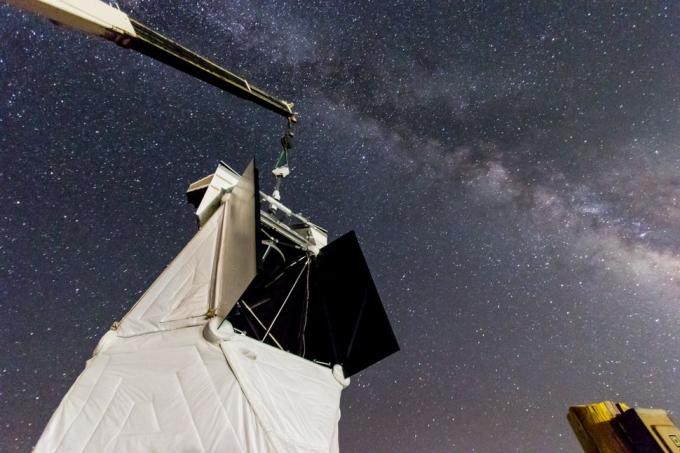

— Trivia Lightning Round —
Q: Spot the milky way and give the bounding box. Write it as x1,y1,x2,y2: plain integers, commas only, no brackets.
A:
2,1,680,451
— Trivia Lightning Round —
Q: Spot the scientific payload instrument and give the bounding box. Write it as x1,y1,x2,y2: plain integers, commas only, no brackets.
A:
8,1,399,451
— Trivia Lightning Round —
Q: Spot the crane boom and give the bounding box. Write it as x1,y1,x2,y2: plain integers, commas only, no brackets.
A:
9,0,295,118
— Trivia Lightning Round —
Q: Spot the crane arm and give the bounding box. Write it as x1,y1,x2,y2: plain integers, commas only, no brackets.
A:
9,0,295,118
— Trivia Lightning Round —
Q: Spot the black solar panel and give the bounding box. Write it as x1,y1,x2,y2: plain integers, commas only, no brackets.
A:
307,231,399,376
231,229,399,376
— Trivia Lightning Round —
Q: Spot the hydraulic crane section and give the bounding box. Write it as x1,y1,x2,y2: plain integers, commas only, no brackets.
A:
9,0,295,118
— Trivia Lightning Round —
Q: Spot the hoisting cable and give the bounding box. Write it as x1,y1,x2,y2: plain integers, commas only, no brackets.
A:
271,115,296,202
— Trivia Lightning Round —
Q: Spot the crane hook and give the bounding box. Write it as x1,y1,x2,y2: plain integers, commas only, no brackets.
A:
272,115,297,201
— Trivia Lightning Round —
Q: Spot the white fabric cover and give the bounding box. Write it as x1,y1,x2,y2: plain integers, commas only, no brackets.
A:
116,205,224,337
35,326,343,452
35,165,344,452
118,161,259,338
222,337,343,452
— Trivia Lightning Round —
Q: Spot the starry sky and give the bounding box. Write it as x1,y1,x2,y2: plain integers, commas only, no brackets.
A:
2,1,680,451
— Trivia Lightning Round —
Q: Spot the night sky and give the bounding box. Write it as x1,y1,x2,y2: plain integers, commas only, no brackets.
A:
2,1,680,451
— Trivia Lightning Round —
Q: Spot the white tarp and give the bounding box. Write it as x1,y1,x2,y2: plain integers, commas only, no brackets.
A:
35,164,345,452
118,160,259,337
35,325,343,452
222,336,343,452
116,204,225,337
